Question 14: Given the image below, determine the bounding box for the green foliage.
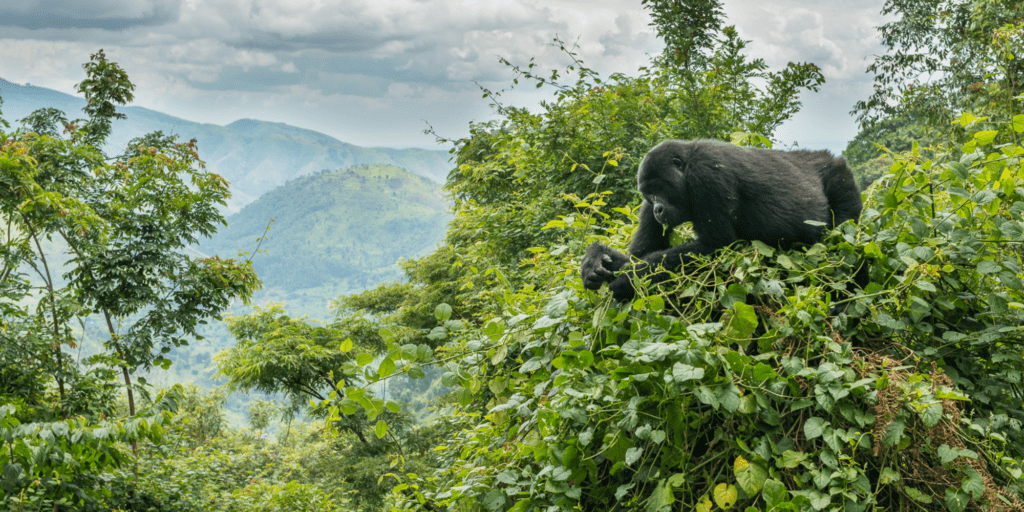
[0,51,259,509]
[200,164,450,302]
[391,114,1024,511]
[854,0,1024,135]
[215,304,443,510]
[323,2,1024,511]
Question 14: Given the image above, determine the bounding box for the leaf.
[762,479,788,510]
[904,486,932,504]
[734,455,768,495]
[695,495,713,512]
[625,447,643,466]
[483,489,505,511]
[716,384,742,413]
[374,420,387,438]
[919,403,942,428]
[945,487,969,512]
[1013,114,1024,133]
[339,338,353,352]
[962,469,984,499]
[713,483,738,509]
[752,240,775,257]
[778,450,807,469]
[378,357,396,378]
[336,398,358,415]
[484,320,505,341]
[434,303,452,321]
[879,467,900,484]
[645,479,674,512]
[671,363,704,382]
[356,352,374,367]
[804,417,828,439]
[726,302,758,339]
[973,130,998,145]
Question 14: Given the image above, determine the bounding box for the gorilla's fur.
[581,139,864,302]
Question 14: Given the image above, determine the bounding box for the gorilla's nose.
[653,202,665,221]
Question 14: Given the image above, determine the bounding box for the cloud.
[0,0,182,30]
[0,1,888,150]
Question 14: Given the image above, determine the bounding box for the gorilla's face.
[638,141,688,228]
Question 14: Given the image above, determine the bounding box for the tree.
[853,0,1024,135]
[215,304,438,511]
[0,50,259,508]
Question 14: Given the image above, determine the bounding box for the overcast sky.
[0,0,889,153]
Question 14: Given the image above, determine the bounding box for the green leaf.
[778,450,807,469]
[726,302,758,339]
[356,353,374,367]
[918,403,942,428]
[973,130,998,145]
[434,303,453,321]
[716,384,742,413]
[962,469,984,499]
[337,398,358,415]
[879,467,900,484]
[484,320,505,341]
[1012,114,1024,133]
[671,363,704,382]
[483,489,505,511]
[713,483,738,509]
[625,447,643,466]
[734,455,768,495]
[339,338,354,352]
[804,417,828,439]
[645,479,674,512]
[904,486,932,504]
[945,487,969,512]
[762,479,788,510]
[751,240,775,257]
[378,357,396,378]
[374,420,387,438]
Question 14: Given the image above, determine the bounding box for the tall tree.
[0,50,259,508]
[854,0,1024,133]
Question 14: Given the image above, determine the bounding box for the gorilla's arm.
[581,201,675,291]
[606,184,739,301]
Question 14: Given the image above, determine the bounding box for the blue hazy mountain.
[0,78,453,211]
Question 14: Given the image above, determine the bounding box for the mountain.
[198,164,452,316]
[0,78,453,211]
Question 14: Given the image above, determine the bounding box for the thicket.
[320,1,1024,511]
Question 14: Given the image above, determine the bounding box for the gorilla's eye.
[672,157,682,168]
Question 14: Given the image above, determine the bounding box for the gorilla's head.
[637,140,690,228]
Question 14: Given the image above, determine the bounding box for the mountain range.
[198,164,451,316]
[0,78,453,211]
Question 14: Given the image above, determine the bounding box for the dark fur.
[581,139,864,302]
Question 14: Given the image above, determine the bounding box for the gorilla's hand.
[580,243,629,290]
[608,259,659,302]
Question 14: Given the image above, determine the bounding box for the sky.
[0,0,890,153]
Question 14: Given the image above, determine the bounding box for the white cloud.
[0,0,890,150]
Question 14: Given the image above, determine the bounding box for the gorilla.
[581,139,864,302]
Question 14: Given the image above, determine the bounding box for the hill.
[0,78,452,211]
[198,163,451,316]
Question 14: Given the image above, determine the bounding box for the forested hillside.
[0,78,452,210]
[199,164,451,314]
[2,0,1024,511]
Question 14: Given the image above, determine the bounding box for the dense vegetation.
[200,164,450,307]
[2,0,1023,510]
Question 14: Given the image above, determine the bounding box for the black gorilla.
[581,139,864,302]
